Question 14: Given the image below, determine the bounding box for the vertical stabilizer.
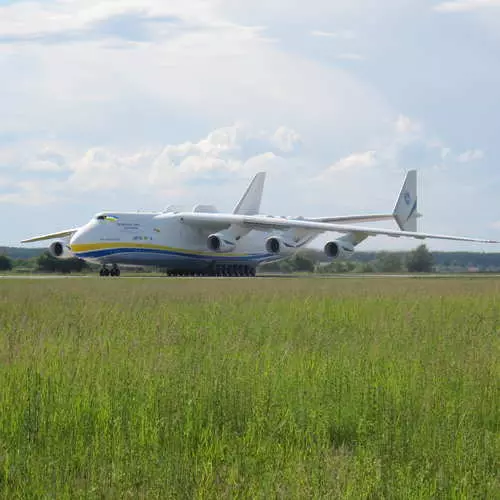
[233,172,266,215]
[393,170,420,232]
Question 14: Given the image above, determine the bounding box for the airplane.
[21,170,498,277]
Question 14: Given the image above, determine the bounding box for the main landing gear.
[166,265,256,278]
[99,265,121,277]
[214,264,256,278]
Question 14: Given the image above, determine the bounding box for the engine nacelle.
[48,241,75,260]
[265,236,296,256]
[207,233,236,253]
[324,240,355,260]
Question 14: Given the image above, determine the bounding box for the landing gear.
[99,265,120,277]
[165,264,256,278]
[99,267,110,277]
[212,264,256,278]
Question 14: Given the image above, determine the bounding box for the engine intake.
[49,241,75,260]
[324,240,355,260]
[207,233,236,253]
[265,236,296,256]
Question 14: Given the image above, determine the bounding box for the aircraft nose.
[69,227,90,248]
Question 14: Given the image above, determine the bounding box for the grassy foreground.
[0,277,499,498]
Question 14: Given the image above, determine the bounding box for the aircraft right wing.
[21,228,80,244]
[176,212,499,244]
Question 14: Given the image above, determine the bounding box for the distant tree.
[258,260,283,273]
[375,252,403,273]
[359,262,375,273]
[0,255,13,271]
[406,244,434,273]
[290,253,315,273]
[37,252,88,273]
[279,260,295,274]
[316,260,356,274]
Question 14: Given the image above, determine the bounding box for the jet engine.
[207,233,236,253]
[48,241,75,260]
[324,240,355,260]
[265,236,296,256]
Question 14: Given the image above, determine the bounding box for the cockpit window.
[96,214,118,222]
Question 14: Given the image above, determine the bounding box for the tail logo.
[404,191,411,205]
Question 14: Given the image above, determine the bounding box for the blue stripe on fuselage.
[74,246,272,262]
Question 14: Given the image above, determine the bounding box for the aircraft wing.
[177,213,498,244]
[21,228,80,244]
[308,214,394,224]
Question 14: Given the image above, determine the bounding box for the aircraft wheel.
[250,268,256,277]
[102,268,110,277]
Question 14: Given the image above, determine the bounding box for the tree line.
[0,252,89,273]
[261,245,436,274]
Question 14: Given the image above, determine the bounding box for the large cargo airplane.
[22,170,497,277]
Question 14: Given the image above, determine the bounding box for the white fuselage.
[69,212,289,271]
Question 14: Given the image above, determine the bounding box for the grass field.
[0,277,499,498]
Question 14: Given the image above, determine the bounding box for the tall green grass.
[0,277,499,498]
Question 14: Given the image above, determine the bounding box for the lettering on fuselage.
[118,223,141,232]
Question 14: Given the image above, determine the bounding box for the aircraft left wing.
[177,213,498,244]
[21,228,80,244]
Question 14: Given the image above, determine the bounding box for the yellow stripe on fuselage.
[70,242,256,258]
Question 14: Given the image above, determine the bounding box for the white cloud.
[0,180,62,206]
[326,150,377,173]
[0,124,302,207]
[434,0,500,12]
[457,149,485,162]
[23,160,64,173]
[395,115,422,136]
[270,126,302,154]
[310,29,356,39]
[0,0,221,41]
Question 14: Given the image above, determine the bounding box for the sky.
[1,0,500,251]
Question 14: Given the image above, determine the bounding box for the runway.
[2,273,500,280]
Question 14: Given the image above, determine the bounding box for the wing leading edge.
[21,228,80,244]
